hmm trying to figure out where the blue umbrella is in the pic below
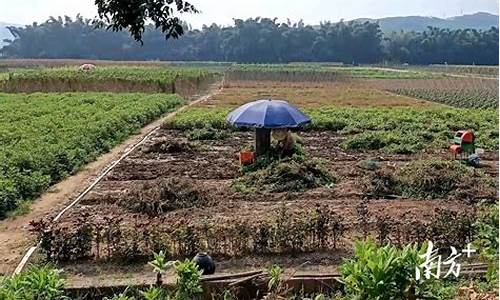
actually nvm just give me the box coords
[227,99,311,156]
[227,99,311,128]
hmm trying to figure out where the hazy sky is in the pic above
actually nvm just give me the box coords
[1,0,498,28]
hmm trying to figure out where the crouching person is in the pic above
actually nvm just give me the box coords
[272,128,295,158]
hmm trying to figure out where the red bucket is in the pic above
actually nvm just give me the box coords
[239,151,255,166]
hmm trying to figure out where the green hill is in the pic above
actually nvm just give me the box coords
[353,12,498,32]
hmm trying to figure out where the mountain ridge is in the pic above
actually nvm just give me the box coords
[352,12,498,32]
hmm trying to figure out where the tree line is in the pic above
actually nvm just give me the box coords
[1,15,498,65]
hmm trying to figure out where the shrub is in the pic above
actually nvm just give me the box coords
[168,107,498,151]
[33,202,352,261]
[239,141,307,174]
[342,132,390,151]
[341,240,455,300]
[427,208,476,248]
[365,170,399,198]
[0,179,18,218]
[174,259,203,300]
[474,204,499,261]
[3,66,213,93]
[341,239,422,299]
[394,88,498,109]
[0,265,67,300]
[474,204,499,285]
[163,108,231,130]
[356,159,381,171]
[30,213,94,261]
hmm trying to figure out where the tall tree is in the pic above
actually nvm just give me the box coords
[94,0,198,43]
[1,16,498,65]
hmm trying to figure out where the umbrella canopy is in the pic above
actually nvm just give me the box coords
[227,99,311,129]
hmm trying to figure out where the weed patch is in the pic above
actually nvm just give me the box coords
[142,138,196,154]
[342,131,425,154]
[364,160,497,201]
[186,126,228,140]
[233,158,336,193]
[121,178,212,215]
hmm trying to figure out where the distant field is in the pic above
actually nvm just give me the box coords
[362,77,499,108]
[0,59,235,69]
[0,59,172,69]
[395,64,499,77]
[203,81,436,108]
[0,92,184,217]
[227,64,438,81]
[0,66,217,93]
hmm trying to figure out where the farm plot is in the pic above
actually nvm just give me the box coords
[204,81,436,108]
[0,66,217,94]
[30,79,498,284]
[226,64,438,81]
[363,77,499,108]
[0,92,184,218]
[170,106,498,152]
[386,64,499,78]
[172,80,498,152]
[0,59,172,71]
[32,130,498,278]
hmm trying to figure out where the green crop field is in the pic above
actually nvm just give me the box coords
[403,64,498,77]
[393,88,498,109]
[227,64,437,80]
[0,66,218,93]
[166,106,498,153]
[4,66,211,83]
[0,92,184,217]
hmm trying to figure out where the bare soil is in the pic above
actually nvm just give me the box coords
[71,130,496,224]
[47,128,497,286]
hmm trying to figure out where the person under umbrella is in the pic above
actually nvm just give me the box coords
[227,99,310,158]
[272,128,295,158]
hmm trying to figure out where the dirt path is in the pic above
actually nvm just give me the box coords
[0,83,223,275]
